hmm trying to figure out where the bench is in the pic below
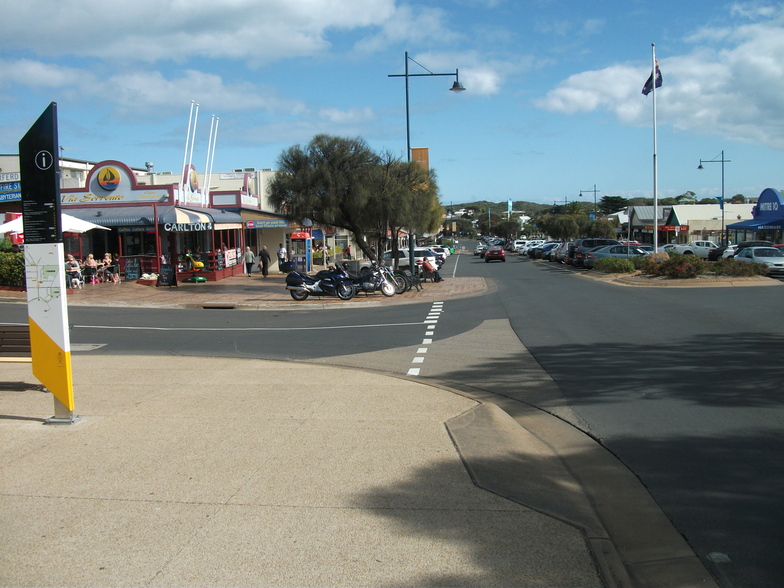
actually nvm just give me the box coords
[0,325,32,363]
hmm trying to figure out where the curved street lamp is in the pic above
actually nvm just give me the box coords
[579,184,600,217]
[698,150,730,245]
[388,51,465,267]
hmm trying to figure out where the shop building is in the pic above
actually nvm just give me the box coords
[726,188,784,243]
[61,160,246,280]
[2,154,361,275]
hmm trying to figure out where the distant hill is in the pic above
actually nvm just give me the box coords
[446,200,552,216]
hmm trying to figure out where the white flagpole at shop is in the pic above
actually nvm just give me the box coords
[203,115,216,207]
[180,100,195,204]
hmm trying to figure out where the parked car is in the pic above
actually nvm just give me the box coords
[484,245,506,262]
[518,240,544,255]
[432,246,450,260]
[552,241,573,263]
[717,240,774,260]
[534,242,561,259]
[571,238,622,267]
[382,248,437,268]
[734,247,784,276]
[583,244,649,269]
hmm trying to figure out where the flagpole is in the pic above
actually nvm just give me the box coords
[651,43,659,251]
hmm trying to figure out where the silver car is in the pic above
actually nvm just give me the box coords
[734,247,784,276]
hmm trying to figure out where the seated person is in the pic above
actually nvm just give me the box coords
[422,258,444,282]
[82,253,99,283]
[65,255,81,286]
[100,253,118,282]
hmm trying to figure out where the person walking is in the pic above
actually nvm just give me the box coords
[258,246,271,277]
[243,246,255,276]
[277,243,287,273]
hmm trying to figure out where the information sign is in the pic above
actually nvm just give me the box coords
[124,257,141,280]
[156,263,177,287]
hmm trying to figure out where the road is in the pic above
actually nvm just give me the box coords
[2,244,782,587]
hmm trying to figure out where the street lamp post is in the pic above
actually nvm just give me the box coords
[698,150,730,245]
[389,51,465,268]
[579,184,600,218]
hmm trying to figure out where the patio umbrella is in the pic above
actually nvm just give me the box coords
[0,213,110,234]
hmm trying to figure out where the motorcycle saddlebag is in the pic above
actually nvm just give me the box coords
[285,273,304,287]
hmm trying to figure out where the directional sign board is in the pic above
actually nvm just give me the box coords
[19,102,75,421]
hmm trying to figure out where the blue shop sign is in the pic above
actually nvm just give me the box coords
[0,181,22,202]
[246,219,289,229]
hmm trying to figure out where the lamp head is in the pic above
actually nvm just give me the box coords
[450,80,466,92]
[697,163,704,170]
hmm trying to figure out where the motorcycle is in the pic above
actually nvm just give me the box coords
[285,267,355,301]
[339,261,396,297]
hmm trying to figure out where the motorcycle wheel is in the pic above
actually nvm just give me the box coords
[337,283,355,300]
[380,281,396,297]
[392,274,407,294]
[289,289,309,301]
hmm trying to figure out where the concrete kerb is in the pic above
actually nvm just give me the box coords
[407,374,719,588]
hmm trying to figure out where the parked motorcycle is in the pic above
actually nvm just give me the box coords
[285,267,355,301]
[339,262,396,297]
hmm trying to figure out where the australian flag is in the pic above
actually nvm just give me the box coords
[642,59,662,95]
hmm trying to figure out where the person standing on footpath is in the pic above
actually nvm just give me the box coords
[243,246,255,276]
[277,243,287,272]
[258,246,271,277]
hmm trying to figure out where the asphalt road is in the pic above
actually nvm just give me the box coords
[461,243,784,588]
[2,244,782,587]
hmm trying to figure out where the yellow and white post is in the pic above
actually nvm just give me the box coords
[19,102,77,424]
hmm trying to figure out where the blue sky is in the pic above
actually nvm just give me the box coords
[1,0,783,207]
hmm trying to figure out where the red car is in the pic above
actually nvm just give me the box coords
[484,245,506,262]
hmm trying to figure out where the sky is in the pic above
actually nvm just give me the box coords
[1,0,783,208]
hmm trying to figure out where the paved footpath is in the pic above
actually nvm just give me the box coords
[0,266,723,587]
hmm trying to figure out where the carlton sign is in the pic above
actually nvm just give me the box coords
[164,221,213,232]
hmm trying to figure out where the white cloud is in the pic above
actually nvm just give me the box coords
[0,0,399,64]
[352,4,458,53]
[0,59,91,89]
[535,6,784,150]
[319,106,375,124]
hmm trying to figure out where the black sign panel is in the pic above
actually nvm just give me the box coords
[124,257,141,280]
[156,263,177,288]
[19,103,61,244]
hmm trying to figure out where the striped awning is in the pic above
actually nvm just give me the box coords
[63,205,244,232]
[158,206,213,231]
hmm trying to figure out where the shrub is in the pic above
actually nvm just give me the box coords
[631,256,648,270]
[594,257,636,273]
[0,252,25,287]
[640,253,709,279]
[713,258,768,277]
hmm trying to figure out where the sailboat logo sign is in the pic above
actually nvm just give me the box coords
[97,166,120,191]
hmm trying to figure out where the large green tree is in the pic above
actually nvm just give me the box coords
[268,135,442,261]
[598,196,630,215]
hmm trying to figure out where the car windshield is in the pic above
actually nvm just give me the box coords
[756,248,782,257]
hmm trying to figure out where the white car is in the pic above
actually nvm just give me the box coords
[382,248,438,268]
[518,240,544,254]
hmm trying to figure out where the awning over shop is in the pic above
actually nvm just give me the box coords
[64,205,243,232]
[65,206,156,227]
[726,217,784,230]
[159,206,213,231]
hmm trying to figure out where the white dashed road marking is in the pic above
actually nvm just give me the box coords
[407,301,443,376]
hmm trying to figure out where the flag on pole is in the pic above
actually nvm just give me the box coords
[642,59,662,95]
